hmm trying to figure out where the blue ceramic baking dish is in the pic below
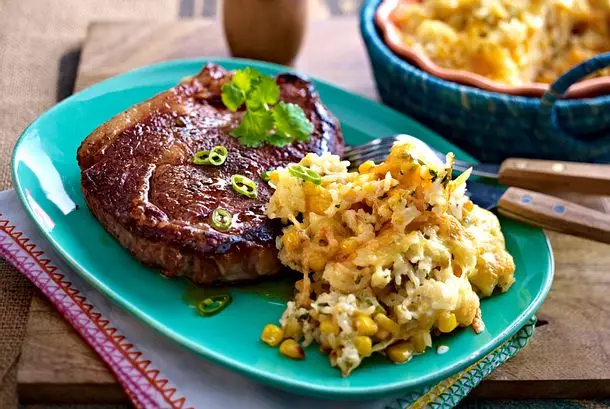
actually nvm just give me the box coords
[360,0,610,163]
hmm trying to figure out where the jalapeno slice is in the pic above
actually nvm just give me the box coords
[231,174,258,198]
[288,164,322,185]
[196,294,232,317]
[211,208,232,231]
[260,169,273,182]
[192,145,228,166]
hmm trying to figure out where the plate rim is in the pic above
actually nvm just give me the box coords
[11,57,555,398]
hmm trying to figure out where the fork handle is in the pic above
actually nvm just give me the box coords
[499,158,610,195]
[498,187,610,244]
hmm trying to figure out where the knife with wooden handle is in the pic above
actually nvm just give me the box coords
[455,159,610,195]
[467,182,610,244]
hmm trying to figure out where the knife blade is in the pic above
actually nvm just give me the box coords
[454,162,501,179]
[465,180,507,210]
[431,148,501,179]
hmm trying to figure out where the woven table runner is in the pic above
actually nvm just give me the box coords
[0,1,177,406]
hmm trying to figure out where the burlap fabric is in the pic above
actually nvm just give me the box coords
[0,2,178,407]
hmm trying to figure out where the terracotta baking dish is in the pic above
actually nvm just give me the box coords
[375,0,610,99]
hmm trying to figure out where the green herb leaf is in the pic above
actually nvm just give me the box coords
[272,102,314,142]
[221,67,314,148]
[230,109,274,148]
[267,131,294,147]
[221,83,245,112]
[232,67,262,93]
[247,75,280,110]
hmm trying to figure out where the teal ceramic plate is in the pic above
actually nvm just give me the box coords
[11,58,553,399]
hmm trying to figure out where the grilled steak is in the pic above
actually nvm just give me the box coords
[77,63,344,284]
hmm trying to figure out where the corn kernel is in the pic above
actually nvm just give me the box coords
[387,341,414,363]
[355,314,378,336]
[261,324,284,347]
[374,313,400,336]
[279,339,305,360]
[455,296,477,326]
[469,270,497,297]
[411,330,432,353]
[354,336,373,357]
[304,183,332,214]
[375,329,391,341]
[307,253,326,272]
[437,311,458,333]
[320,319,340,335]
[364,183,377,194]
[283,230,301,252]
[358,160,375,173]
[284,318,303,341]
[340,238,359,255]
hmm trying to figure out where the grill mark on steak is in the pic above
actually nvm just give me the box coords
[78,63,344,283]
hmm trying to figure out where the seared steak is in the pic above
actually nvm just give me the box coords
[78,63,343,283]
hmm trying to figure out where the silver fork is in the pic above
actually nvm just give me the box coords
[343,134,501,179]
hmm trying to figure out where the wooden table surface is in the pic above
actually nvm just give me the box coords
[17,18,610,405]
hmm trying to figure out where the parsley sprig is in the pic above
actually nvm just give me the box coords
[221,68,314,148]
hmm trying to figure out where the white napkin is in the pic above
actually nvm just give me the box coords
[0,189,397,409]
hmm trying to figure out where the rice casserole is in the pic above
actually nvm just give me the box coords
[261,141,516,376]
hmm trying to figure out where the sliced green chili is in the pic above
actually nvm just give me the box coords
[193,150,210,165]
[288,164,322,185]
[192,145,228,166]
[260,169,273,182]
[211,208,232,231]
[231,174,258,198]
[196,294,232,317]
[211,145,228,160]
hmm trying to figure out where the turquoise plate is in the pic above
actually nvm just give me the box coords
[11,58,553,399]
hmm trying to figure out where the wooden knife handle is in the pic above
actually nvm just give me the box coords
[499,158,610,195]
[498,187,610,244]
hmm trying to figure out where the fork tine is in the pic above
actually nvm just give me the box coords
[344,146,393,164]
[350,148,392,163]
[343,138,397,165]
[344,136,400,169]
[346,149,393,169]
[345,149,392,168]
[343,136,396,157]
[344,134,477,171]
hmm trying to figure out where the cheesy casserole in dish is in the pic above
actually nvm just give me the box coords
[262,142,515,376]
[389,0,610,85]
